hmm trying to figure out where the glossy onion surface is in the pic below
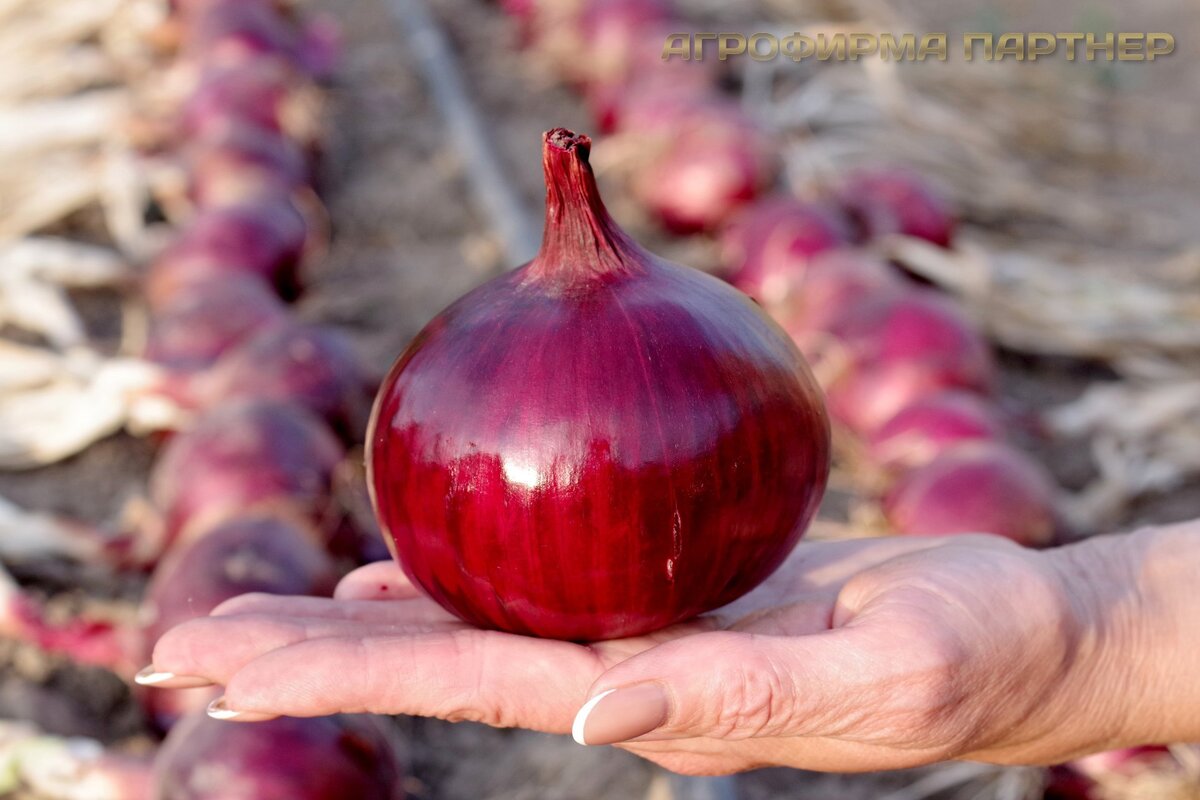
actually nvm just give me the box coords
[368,130,829,640]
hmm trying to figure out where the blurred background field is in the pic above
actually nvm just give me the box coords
[0,0,1197,797]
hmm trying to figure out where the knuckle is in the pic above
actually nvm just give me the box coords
[432,629,512,727]
[705,638,797,739]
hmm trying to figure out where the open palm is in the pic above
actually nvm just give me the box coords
[147,534,1109,775]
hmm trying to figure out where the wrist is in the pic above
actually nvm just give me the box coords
[1048,522,1200,751]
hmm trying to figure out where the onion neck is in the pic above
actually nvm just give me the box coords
[528,128,643,284]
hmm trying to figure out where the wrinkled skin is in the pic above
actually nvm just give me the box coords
[149,534,1147,776]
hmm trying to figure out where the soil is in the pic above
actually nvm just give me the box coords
[0,0,1196,798]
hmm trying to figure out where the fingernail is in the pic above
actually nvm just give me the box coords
[572,683,669,746]
[206,696,276,723]
[134,666,213,689]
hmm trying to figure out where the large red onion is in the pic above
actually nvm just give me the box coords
[865,390,1004,469]
[200,320,374,438]
[720,197,853,305]
[367,129,829,640]
[145,275,288,371]
[150,401,343,546]
[144,199,308,307]
[140,513,337,728]
[824,288,995,431]
[837,167,956,247]
[154,712,405,799]
[882,442,1059,546]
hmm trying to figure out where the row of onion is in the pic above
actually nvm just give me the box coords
[7,1,405,797]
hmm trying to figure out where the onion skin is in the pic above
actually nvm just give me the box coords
[837,167,956,247]
[150,401,343,546]
[145,200,308,307]
[154,712,405,800]
[720,198,853,305]
[882,442,1059,546]
[824,289,995,432]
[200,320,374,439]
[145,275,288,371]
[181,0,301,69]
[187,123,309,209]
[865,390,1004,470]
[368,130,829,640]
[776,250,904,355]
[634,130,770,234]
[180,62,299,140]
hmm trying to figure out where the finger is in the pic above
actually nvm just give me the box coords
[211,592,455,624]
[150,610,461,684]
[334,561,422,601]
[212,629,604,732]
[572,624,903,746]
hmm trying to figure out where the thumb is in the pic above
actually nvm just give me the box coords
[572,628,875,746]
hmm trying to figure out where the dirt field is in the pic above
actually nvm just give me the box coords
[0,0,1197,797]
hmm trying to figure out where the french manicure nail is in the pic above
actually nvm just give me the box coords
[572,683,669,746]
[134,666,213,689]
[206,697,276,723]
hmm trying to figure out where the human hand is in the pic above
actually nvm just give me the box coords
[141,533,1140,776]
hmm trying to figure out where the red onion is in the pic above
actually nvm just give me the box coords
[586,31,716,133]
[142,513,337,646]
[634,128,771,234]
[180,62,301,140]
[720,197,853,305]
[199,320,374,438]
[575,0,673,87]
[824,288,995,431]
[882,442,1059,546]
[367,129,829,640]
[865,390,1004,469]
[837,167,956,247]
[145,199,308,307]
[186,123,309,209]
[145,275,288,371]
[775,250,904,354]
[154,712,405,799]
[181,0,301,69]
[150,401,343,546]
[140,513,337,728]
[296,14,342,80]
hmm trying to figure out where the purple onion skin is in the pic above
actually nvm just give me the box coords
[201,320,374,439]
[838,168,956,247]
[368,130,830,641]
[866,389,1004,469]
[151,401,343,546]
[143,513,337,647]
[145,200,307,307]
[154,712,405,800]
[187,123,309,209]
[720,198,853,305]
[145,275,288,371]
[883,442,1059,546]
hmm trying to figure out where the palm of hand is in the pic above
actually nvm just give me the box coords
[151,534,1091,775]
